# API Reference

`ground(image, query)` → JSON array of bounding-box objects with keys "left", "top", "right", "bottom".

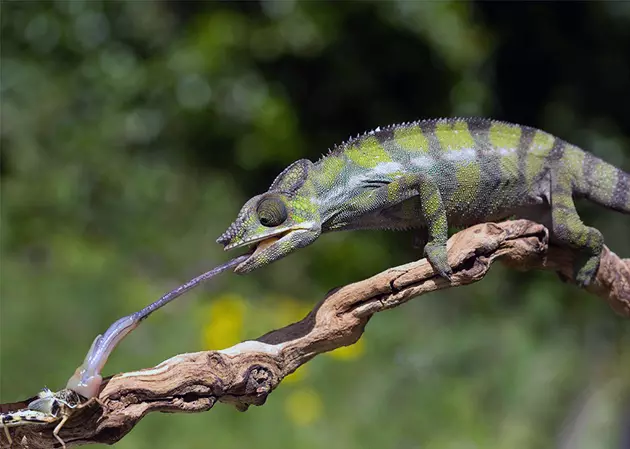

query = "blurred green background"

[{"left": 2, "top": 2, "right": 630, "bottom": 448}]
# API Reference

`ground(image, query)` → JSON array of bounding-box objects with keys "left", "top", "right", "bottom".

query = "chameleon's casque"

[{"left": 218, "top": 118, "right": 630, "bottom": 286}]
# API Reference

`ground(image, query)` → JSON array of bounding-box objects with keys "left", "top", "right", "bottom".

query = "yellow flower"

[
  {"left": 327, "top": 338, "right": 365, "bottom": 361},
  {"left": 201, "top": 293, "right": 247, "bottom": 349},
  {"left": 284, "top": 388, "right": 323, "bottom": 426}
]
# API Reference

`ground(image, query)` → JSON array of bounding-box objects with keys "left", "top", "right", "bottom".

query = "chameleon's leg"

[
  {"left": 550, "top": 171, "right": 604, "bottom": 287},
  {"left": 392, "top": 175, "right": 451, "bottom": 279},
  {"left": 346, "top": 174, "right": 452, "bottom": 279},
  {"left": 411, "top": 178, "right": 452, "bottom": 280},
  {"left": 53, "top": 415, "right": 69, "bottom": 449}
]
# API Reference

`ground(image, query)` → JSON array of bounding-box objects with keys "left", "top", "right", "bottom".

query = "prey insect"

[
  {"left": 0, "top": 388, "right": 95, "bottom": 448},
  {"left": 1, "top": 254, "right": 250, "bottom": 447}
]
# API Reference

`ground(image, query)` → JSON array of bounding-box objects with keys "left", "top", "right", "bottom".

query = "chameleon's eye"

[{"left": 257, "top": 197, "right": 287, "bottom": 227}]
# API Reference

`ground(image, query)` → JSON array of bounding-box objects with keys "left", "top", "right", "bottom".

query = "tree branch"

[{"left": 3, "top": 220, "right": 628, "bottom": 448}]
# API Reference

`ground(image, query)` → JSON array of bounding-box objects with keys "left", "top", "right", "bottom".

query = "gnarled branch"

[{"left": 2, "top": 220, "right": 628, "bottom": 448}]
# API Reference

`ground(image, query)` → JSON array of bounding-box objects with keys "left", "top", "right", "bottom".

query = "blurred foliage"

[{"left": 1, "top": 1, "right": 630, "bottom": 448}]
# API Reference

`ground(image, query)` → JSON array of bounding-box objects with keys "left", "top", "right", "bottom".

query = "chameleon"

[
  {"left": 3, "top": 118, "right": 628, "bottom": 444},
  {"left": 217, "top": 117, "right": 629, "bottom": 285}
]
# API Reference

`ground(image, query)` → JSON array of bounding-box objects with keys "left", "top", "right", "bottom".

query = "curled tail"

[{"left": 569, "top": 146, "right": 630, "bottom": 214}]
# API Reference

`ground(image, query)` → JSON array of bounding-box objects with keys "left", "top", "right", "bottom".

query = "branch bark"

[{"left": 3, "top": 220, "right": 629, "bottom": 448}]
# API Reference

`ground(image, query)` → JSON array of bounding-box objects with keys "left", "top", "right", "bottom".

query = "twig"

[{"left": 2, "top": 220, "right": 628, "bottom": 448}]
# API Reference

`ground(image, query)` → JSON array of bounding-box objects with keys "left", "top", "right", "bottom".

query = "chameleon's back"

[{"left": 314, "top": 118, "right": 629, "bottom": 228}]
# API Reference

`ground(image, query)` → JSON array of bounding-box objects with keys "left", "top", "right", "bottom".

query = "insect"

[{"left": 0, "top": 387, "right": 95, "bottom": 448}]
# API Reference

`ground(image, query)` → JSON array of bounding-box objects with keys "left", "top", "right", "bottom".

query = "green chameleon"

[{"left": 218, "top": 117, "right": 629, "bottom": 286}]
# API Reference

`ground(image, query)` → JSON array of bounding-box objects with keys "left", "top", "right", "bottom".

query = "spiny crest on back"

[
  {"left": 325, "top": 121, "right": 406, "bottom": 158},
  {"left": 321, "top": 117, "right": 502, "bottom": 161}
]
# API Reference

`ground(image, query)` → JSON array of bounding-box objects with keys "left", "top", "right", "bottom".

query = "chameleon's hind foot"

[
  {"left": 574, "top": 255, "right": 600, "bottom": 288},
  {"left": 424, "top": 242, "right": 452, "bottom": 281},
  {"left": 549, "top": 171, "right": 604, "bottom": 289}
]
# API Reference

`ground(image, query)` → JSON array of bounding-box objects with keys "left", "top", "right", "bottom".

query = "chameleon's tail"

[{"left": 570, "top": 146, "right": 630, "bottom": 214}]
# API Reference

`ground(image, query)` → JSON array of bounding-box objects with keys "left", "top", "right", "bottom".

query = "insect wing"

[{"left": 26, "top": 396, "right": 59, "bottom": 415}]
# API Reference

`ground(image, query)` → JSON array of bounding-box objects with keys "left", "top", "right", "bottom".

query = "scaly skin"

[{"left": 220, "top": 118, "right": 630, "bottom": 286}]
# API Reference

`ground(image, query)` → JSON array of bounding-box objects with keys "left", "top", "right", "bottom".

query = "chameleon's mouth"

[
  {"left": 251, "top": 234, "right": 284, "bottom": 257},
  {"left": 225, "top": 224, "right": 320, "bottom": 274},
  {"left": 223, "top": 228, "right": 297, "bottom": 252},
  {"left": 220, "top": 222, "right": 319, "bottom": 274},
  {"left": 234, "top": 230, "right": 295, "bottom": 273},
  {"left": 251, "top": 229, "right": 294, "bottom": 254}
]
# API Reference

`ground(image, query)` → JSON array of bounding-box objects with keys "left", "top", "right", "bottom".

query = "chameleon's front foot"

[{"left": 423, "top": 242, "right": 453, "bottom": 281}]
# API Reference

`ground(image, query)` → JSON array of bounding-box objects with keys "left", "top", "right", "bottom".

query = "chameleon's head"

[{"left": 217, "top": 159, "right": 321, "bottom": 273}]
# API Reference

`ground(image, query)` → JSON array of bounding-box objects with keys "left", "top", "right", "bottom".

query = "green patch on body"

[
  {"left": 499, "top": 152, "right": 519, "bottom": 178},
  {"left": 489, "top": 122, "right": 521, "bottom": 150},
  {"left": 291, "top": 195, "right": 318, "bottom": 220},
  {"left": 526, "top": 131, "right": 555, "bottom": 185},
  {"left": 489, "top": 123, "right": 522, "bottom": 178},
  {"left": 435, "top": 120, "right": 474, "bottom": 151},
  {"left": 562, "top": 145, "right": 586, "bottom": 180},
  {"left": 314, "top": 156, "right": 344, "bottom": 190},
  {"left": 454, "top": 162, "right": 481, "bottom": 203},
  {"left": 493, "top": 127, "right": 521, "bottom": 177},
  {"left": 346, "top": 136, "right": 392, "bottom": 168},
  {"left": 394, "top": 126, "right": 429, "bottom": 152}
]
